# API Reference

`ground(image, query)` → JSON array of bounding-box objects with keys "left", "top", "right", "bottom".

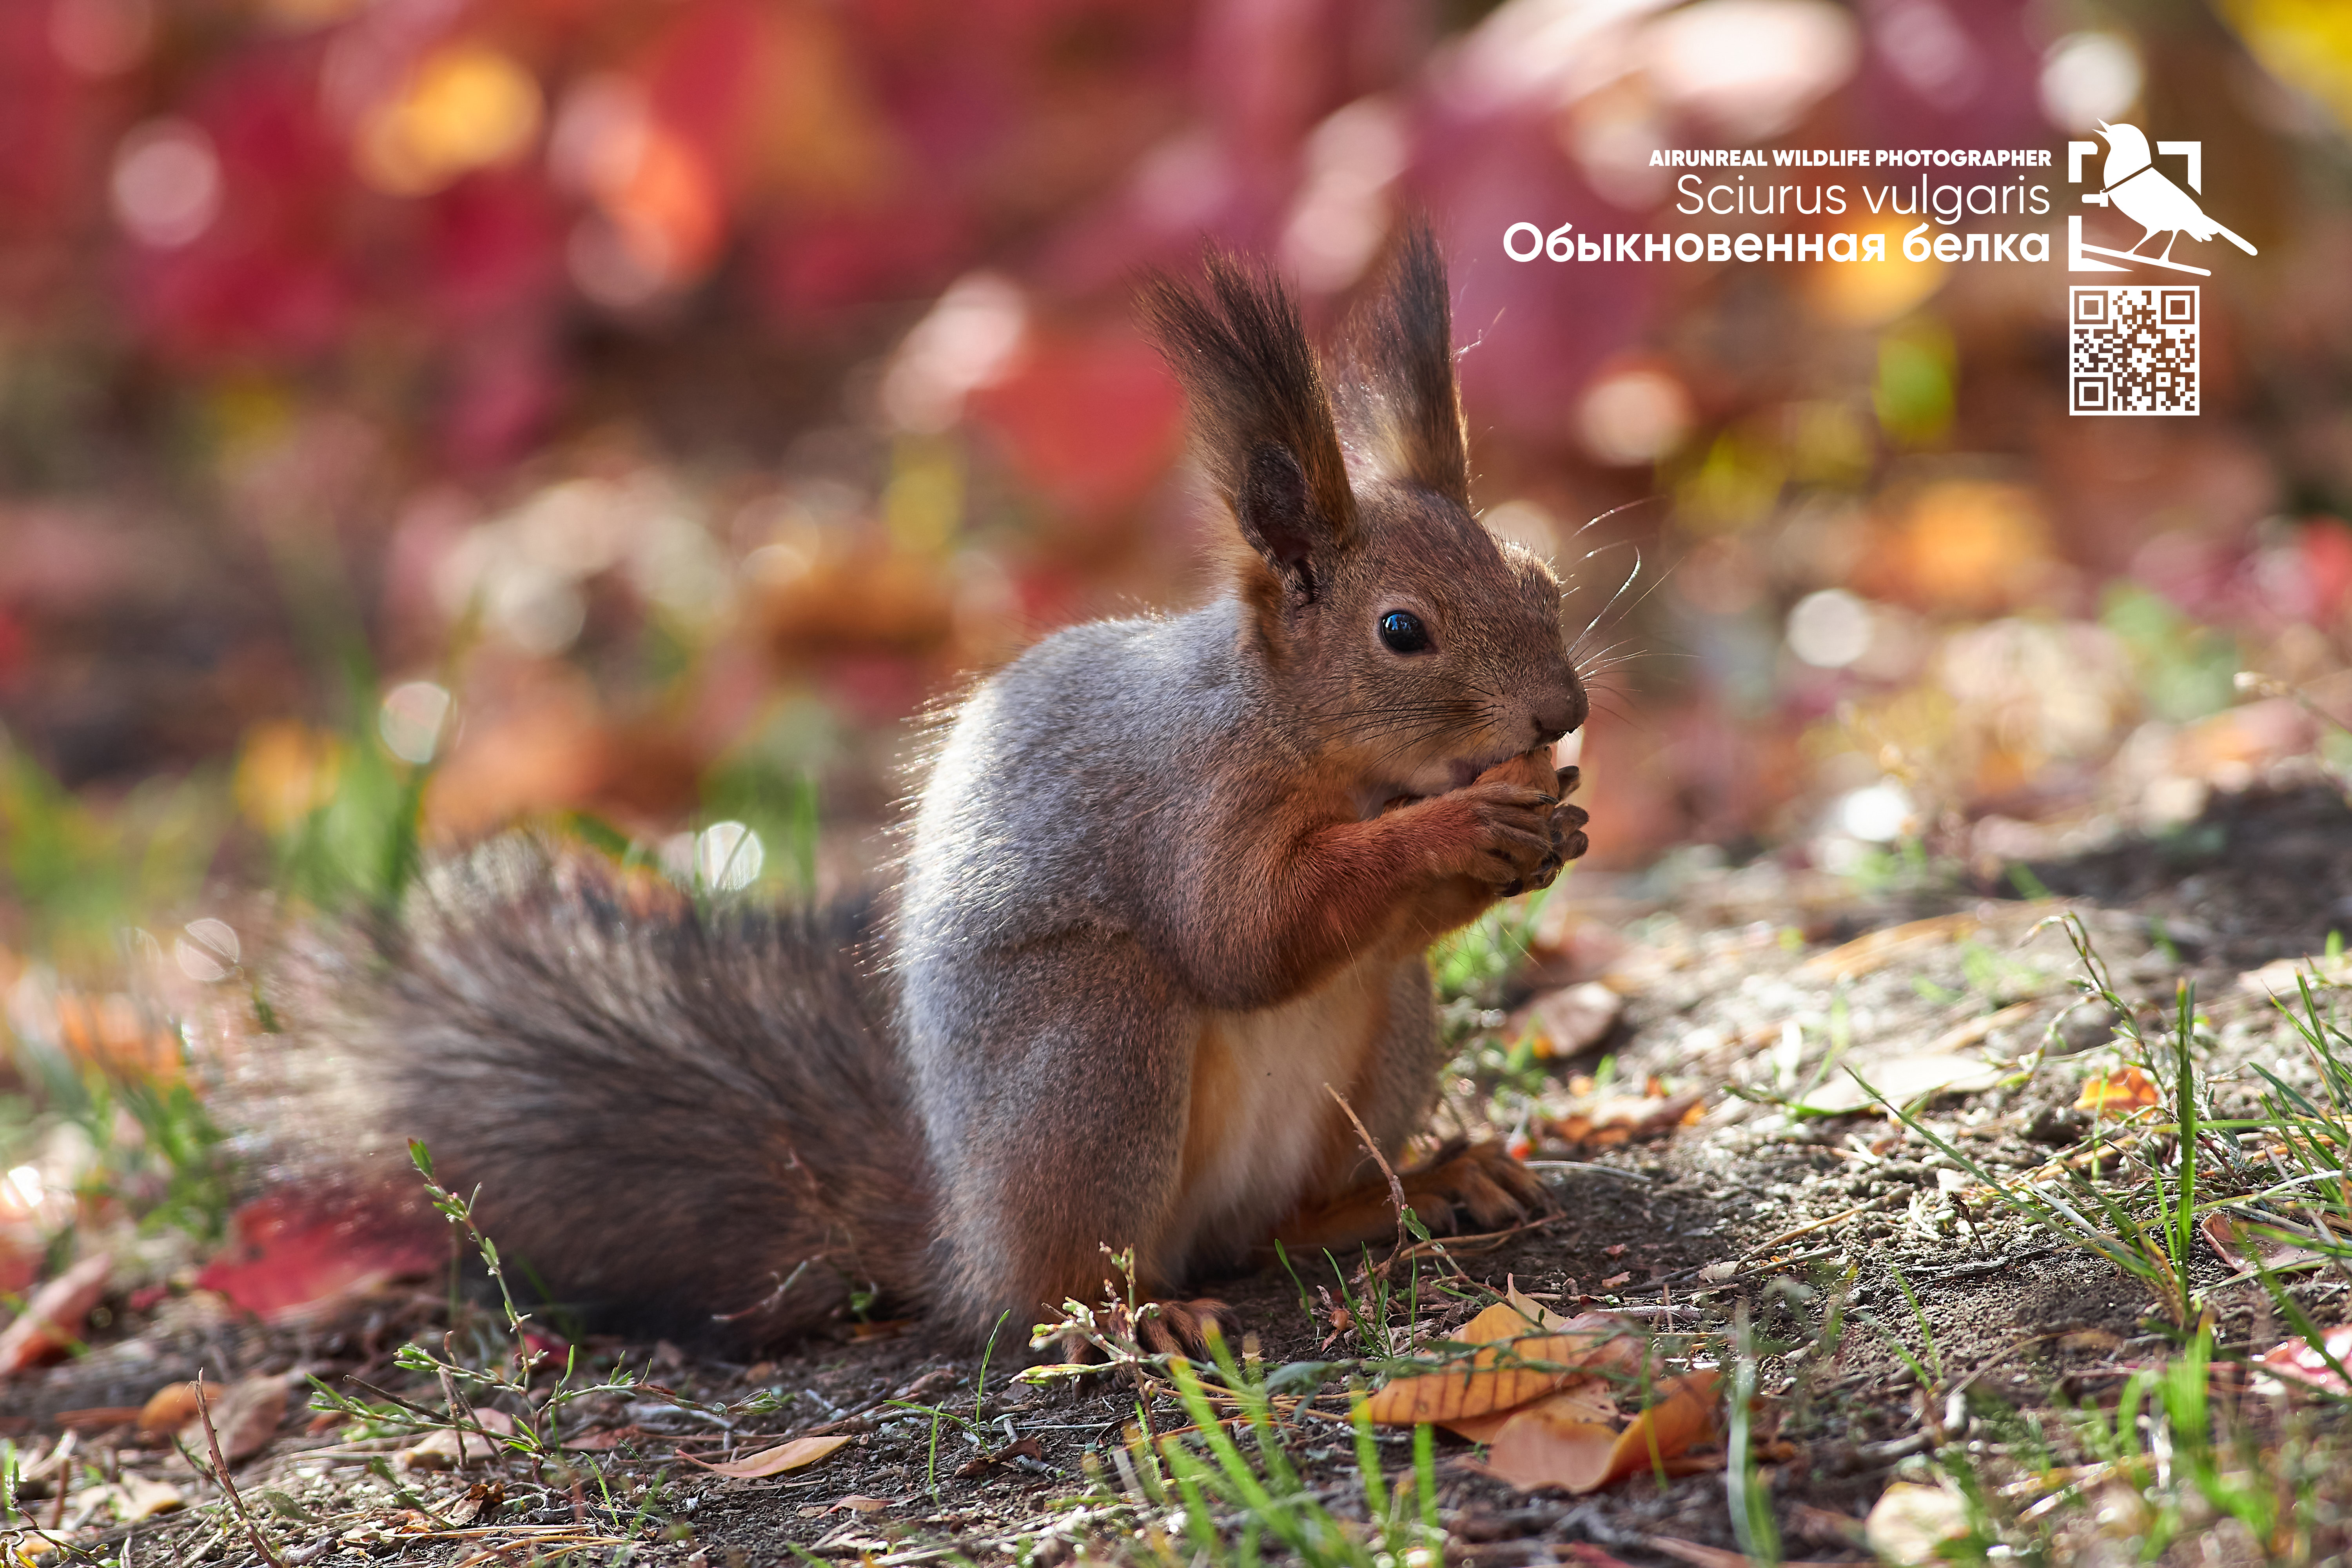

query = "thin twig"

[
  {"left": 445, "top": 1533, "right": 628, "bottom": 1568},
  {"left": 435, "top": 1350, "right": 481, "bottom": 1468},
  {"left": 193, "top": 1372, "right": 286, "bottom": 1568},
  {"left": 1325, "top": 1083, "right": 1409, "bottom": 1266}
]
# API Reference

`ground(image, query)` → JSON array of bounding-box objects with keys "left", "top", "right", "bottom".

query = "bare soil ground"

[{"left": 10, "top": 782, "right": 2352, "bottom": 1566}]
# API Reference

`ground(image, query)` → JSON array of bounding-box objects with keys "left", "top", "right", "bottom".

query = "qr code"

[{"left": 2069, "top": 286, "right": 2198, "bottom": 416}]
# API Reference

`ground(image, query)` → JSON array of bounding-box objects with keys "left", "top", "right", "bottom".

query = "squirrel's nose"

[{"left": 1530, "top": 689, "right": 1587, "bottom": 745}]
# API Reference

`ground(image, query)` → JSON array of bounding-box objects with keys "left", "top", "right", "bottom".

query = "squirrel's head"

[{"left": 1145, "top": 224, "right": 1586, "bottom": 799}]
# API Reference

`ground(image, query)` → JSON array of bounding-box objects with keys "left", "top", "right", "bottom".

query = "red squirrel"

[{"left": 272, "top": 225, "right": 1590, "bottom": 1354}]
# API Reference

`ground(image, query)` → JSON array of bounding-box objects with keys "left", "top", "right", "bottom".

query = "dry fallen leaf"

[
  {"left": 396, "top": 1408, "right": 518, "bottom": 1471},
  {"left": 2237, "top": 954, "right": 2352, "bottom": 998},
  {"left": 2251, "top": 1324, "right": 2352, "bottom": 1397},
  {"left": 1481, "top": 1370, "right": 1719, "bottom": 1494},
  {"left": 2074, "top": 1065, "right": 2159, "bottom": 1114},
  {"left": 140, "top": 1382, "right": 205, "bottom": 1436},
  {"left": 1447, "top": 1372, "right": 1621, "bottom": 1445},
  {"left": 443, "top": 1479, "right": 504, "bottom": 1526},
  {"left": 1548, "top": 1089, "right": 1704, "bottom": 1152},
  {"left": 110, "top": 1476, "right": 184, "bottom": 1521},
  {"left": 563, "top": 1425, "right": 644, "bottom": 1451},
  {"left": 0, "top": 1255, "right": 110, "bottom": 1374},
  {"left": 1516, "top": 982, "right": 1624, "bottom": 1059},
  {"left": 1865, "top": 1480, "right": 1973, "bottom": 1566},
  {"left": 1485, "top": 1397, "right": 1619, "bottom": 1492},
  {"left": 1470, "top": 1290, "right": 1554, "bottom": 1339},
  {"left": 203, "top": 1375, "right": 291, "bottom": 1463},
  {"left": 2200, "top": 1212, "right": 2326, "bottom": 1274},
  {"left": 1793, "top": 1049, "right": 2004, "bottom": 1115},
  {"left": 1363, "top": 1307, "right": 1641, "bottom": 1426},
  {"left": 1599, "top": 1370, "right": 1720, "bottom": 1488},
  {"left": 831, "top": 1494, "right": 894, "bottom": 1513},
  {"left": 679, "top": 1434, "right": 853, "bottom": 1478}
]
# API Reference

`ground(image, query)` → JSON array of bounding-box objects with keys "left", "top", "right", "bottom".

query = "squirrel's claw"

[{"left": 1524, "top": 794, "right": 1591, "bottom": 890}]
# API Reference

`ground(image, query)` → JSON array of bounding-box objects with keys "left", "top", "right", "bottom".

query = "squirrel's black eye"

[{"left": 1378, "top": 610, "right": 1431, "bottom": 654}]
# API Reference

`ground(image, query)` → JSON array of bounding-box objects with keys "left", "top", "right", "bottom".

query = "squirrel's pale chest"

[{"left": 1161, "top": 954, "right": 1395, "bottom": 1274}]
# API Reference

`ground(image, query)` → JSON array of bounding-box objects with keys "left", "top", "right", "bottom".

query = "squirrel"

[{"left": 270, "top": 224, "right": 1591, "bottom": 1357}]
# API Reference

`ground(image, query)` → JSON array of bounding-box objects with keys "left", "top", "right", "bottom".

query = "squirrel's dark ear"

[
  {"left": 1335, "top": 220, "right": 1469, "bottom": 506},
  {"left": 1142, "top": 254, "right": 1356, "bottom": 610}
]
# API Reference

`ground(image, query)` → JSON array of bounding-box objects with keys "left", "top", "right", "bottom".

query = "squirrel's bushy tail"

[{"left": 261, "top": 840, "right": 934, "bottom": 1348}]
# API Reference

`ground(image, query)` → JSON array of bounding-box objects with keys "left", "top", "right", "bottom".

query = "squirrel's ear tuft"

[
  {"left": 1142, "top": 254, "right": 1356, "bottom": 609},
  {"left": 1335, "top": 220, "right": 1469, "bottom": 506}
]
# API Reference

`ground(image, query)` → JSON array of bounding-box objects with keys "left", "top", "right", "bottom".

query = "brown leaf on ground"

[
  {"left": 203, "top": 1374, "right": 290, "bottom": 1462},
  {"left": 2201, "top": 1212, "right": 2327, "bottom": 1274},
  {"left": 1484, "top": 1401, "right": 1618, "bottom": 1491},
  {"left": 395, "top": 1408, "right": 517, "bottom": 1471},
  {"left": 1480, "top": 1369, "right": 1720, "bottom": 1494},
  {"left": 2074, "top": 1065, "right": 2159, "bottom": 1113},
  {"left": 1515, "top": 982, "right": 1624, "bottom": 1059},
  {"left": 1547, "top": 1087, "right": 1704, "bottom": 1152},
  {"left": 1598, "top": 1370, "right": 1720, "bottom": 1488},
  {"left": 2238, "top": 953, "right": 2352, "bottom": 998},
  {"left": 830, "top": 1494, "right": 895, "bottom": 1513},
  {"left": 679, "top": 1434, "right": 852, "bottom": 1477},
  {"left": 1473, "top": 1289, "right": 1556, "bottom": 1338},
  {"left": 1363, "top": 1303, "right": 1642, "bottom": 1426},
  {"left": 1446, "top": 1372, "right": 1621, "bottom": 1445},
  {"left": 0, "top": 1255, "right": 110, "bottom": 1374},
  {"left": 108, "top": 1475, "right": 185, "bottom": 1521},
  {"left": 444, "top": 1479, "right": 505, "bottom": 1526},
  {"left": 563, "top": 1425, "right": 645, "bottom": 1451},
  {"left": 139, "top": 1382, "right": 205, "bottom": 1435}
]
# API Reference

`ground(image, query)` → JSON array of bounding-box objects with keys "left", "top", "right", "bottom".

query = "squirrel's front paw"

[
  {"left": 1439, "top": 755, "right": 1561, "bottom": 894},
  {"left": 1527, "top": 763, "right": 1590, "bottom": 891}
]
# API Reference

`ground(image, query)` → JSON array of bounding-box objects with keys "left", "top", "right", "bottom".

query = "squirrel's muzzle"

[{"left": 1530, "top": 685, "right": 1588, "bottom": 747}]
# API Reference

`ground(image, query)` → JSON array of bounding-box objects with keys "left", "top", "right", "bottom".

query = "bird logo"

[{"left": 2073, "top": 122, "right": 2255, "bottom": 275}]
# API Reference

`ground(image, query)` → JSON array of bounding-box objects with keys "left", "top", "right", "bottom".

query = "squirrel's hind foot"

[
  {"left": 1272, "top": 1138, "right": 1554, "bottom": 1255},
  {"left": 1136, "top": 1296, "right": 1239, "bottom": 1358},
  {"left": 1403, "top": 1138, "right": 1554, "bottom": 1232},
  {"left": 1043, "top": 1296, "right": 1239, "bottom": 1367}
]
